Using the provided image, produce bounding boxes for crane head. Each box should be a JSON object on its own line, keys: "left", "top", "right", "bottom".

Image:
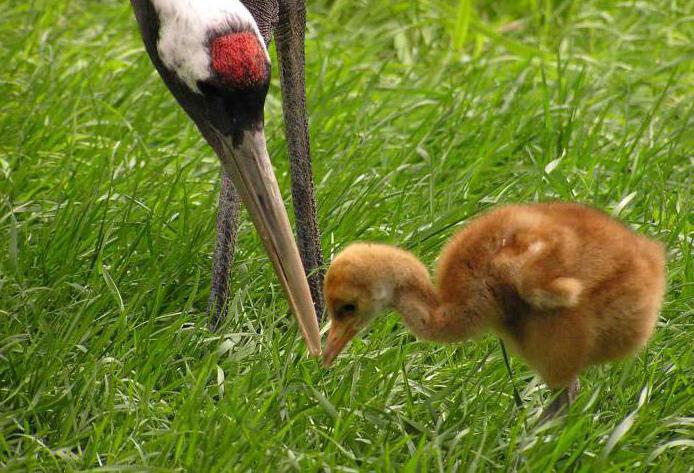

{"left": 131, "top": 0, "right": 321, "bottom": 356}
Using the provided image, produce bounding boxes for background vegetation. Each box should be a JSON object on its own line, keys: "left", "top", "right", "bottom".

{"left": 1, "top": 0, "right": 692, "bottom": 470}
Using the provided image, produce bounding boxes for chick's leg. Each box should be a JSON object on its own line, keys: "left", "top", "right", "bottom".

{"left": 523, "top": 310, "right": 587, "bottom": 421}
{"left": 541, "top": 377, "right": 580, "bottom": 421}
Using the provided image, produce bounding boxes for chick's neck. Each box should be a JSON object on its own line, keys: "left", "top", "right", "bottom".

{"left": 389, "top": 253, "right": 488, "bottom": 343}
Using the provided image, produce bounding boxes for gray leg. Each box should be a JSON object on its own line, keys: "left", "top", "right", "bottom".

{"left": 208, "top": 172, "right": 241, "bottom": 331}
{"left": 541, "top": 377, "right": 580, "bottom": 422}
{"left": 240, "top": 0, "right": 278, "bottom": 43}
{"left": 275, "top": 0, "right": 324, "bottom": 319}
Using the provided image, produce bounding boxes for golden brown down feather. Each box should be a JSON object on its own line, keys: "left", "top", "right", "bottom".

{"left": 322, "top": 202, "right": 666, "bottom": 416}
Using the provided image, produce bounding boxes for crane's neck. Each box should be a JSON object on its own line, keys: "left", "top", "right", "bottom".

{"left": 388, "top": 254, "right": 488, "bottom": 343}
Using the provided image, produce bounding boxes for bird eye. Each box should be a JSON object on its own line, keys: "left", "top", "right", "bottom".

{"left": 335, "top": 303, "right": 357, "bottom": 318}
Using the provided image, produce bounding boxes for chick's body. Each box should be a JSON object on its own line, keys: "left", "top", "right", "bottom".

{"left": 323, "top": 202, "right": 666, "bottom": 414}
{"left": 435, "top": 202, "right": 666, "bottom": 388}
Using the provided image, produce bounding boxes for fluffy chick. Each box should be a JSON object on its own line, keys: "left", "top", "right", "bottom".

{"left": 323, "top": 202, "right": 666, "bottom": 417}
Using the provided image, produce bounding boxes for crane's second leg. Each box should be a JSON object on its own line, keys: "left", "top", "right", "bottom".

{"left": 276, "top": 0, "right": 324, "bottom": 318}
{"left": 208, "top": 172, "right": 241, "bottom": 331}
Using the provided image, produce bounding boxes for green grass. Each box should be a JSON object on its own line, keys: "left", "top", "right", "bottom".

{"left": 1, "top": 0, "right": 693, "bottom": 471}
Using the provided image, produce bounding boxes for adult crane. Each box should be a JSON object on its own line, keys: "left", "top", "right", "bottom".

{"left": 130, "top": 0, "right": 322, "bottom": 355}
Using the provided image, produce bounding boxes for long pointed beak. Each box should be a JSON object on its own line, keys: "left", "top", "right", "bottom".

{"left": 216, "top": 128, "right": 321, "bottom": 357}
{"left": 322, "top": 321, "right": 357, "bottom": 367}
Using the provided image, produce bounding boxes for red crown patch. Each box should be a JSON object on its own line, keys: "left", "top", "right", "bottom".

{"left": 210, "top": 32, "right": 267, "bottom": 87}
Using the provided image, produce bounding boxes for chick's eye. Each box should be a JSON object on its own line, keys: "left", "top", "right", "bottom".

{"left": 335, "top": 303, "right": 357, "bottom": 318}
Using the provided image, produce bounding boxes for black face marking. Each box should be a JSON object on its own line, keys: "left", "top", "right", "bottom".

{"left": 198, "top": 78, "right": 269, "bottom": 146}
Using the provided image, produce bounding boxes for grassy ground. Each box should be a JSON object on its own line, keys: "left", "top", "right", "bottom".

{"left": 1, "top": 0, "right": 693, "bottom": 471}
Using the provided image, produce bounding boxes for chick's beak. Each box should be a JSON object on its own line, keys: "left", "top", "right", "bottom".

{"left": 322, "top": 320, "right": 358, "bottom": 367}
{"left": 216, "top": 128, "right": 321, "bottom": 357}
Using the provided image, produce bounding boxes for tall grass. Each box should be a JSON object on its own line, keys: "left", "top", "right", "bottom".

{"left": 1, "top": 0, "right": 692, "bottom": 470}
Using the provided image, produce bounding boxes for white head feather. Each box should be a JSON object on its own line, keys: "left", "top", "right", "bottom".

{"left": 151, "top": 0, "right": 268, "bottom": 93}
